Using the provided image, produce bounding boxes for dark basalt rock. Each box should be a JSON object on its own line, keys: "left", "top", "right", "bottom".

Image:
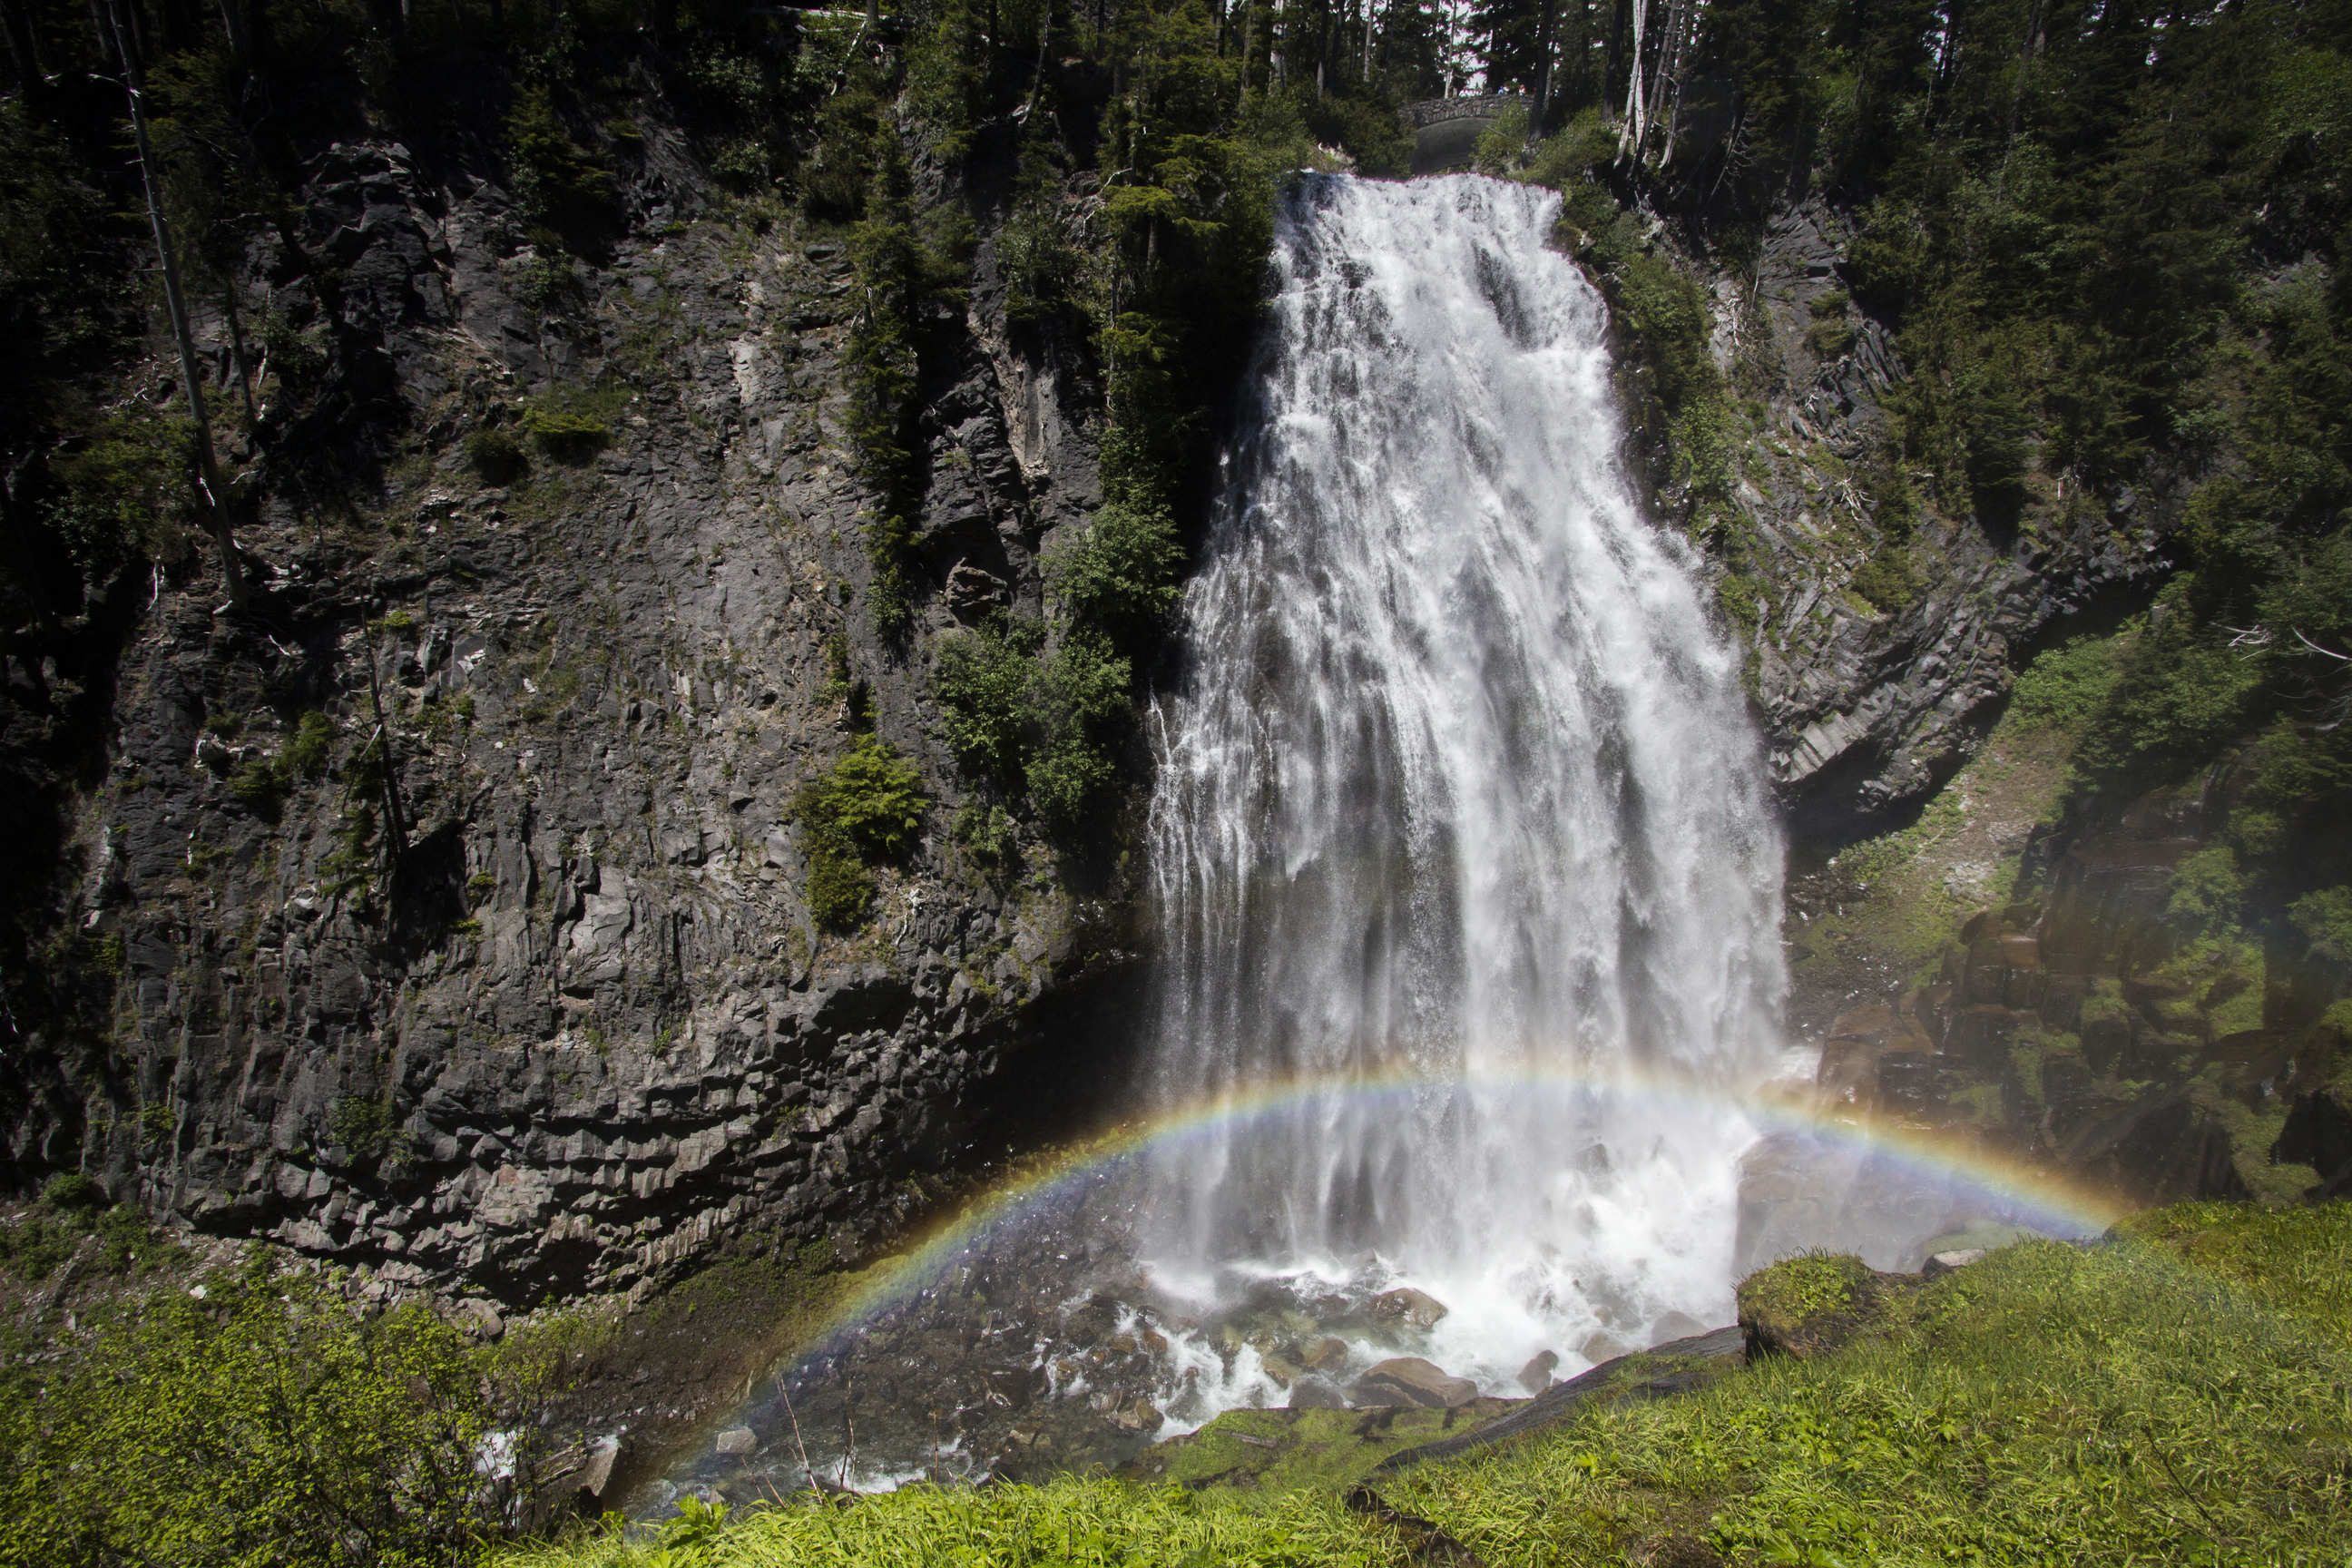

{"left": 11, "top": 113, "right": 1134, "bottom": 1309}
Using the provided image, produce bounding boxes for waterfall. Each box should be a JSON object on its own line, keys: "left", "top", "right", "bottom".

{"left": 1139, "top": 173, "right": 1787, "bottom": 1398}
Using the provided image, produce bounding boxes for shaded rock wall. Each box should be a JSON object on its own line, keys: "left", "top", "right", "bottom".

{"left": 1676, "top": 201, "right": 2177, "bottom": 835}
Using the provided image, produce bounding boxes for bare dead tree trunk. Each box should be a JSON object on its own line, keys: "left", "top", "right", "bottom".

{"left": 1618, "top": 0, "right": 1646, "bottom": 156}
{"left": 108, "top": 0, "right": 250, "bottom": 609}
{"left": 212, "top": 0, "right": 250, "bottom": 67}
{"left": 1530, "top": 0, "right": 1558, "bottom": 141}
{"left": 221, "top": 285, "right": 260, "bottom": 426}
{"left": 1646, "top": 0, "right": 1693, "bottom": 166}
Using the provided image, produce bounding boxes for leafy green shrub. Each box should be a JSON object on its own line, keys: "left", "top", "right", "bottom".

{"left": 792, "top": 737, "right": 927, "bottom": 932}
{"left": 1474, "top": 103, "right": 1532, "bottom": 175}
{"left": 2289, "top": 885, "right": 2352, "bottom": 964}
{"left": 934, "top": 615, "right": 1046, "bottom": 783}
{"left": 1025, "top": 632, "right": 1131, "bottom": 829}
{"left": 505, "top": 86, "right": 611, "bottom": 240}
{"left": 226, "top": 711, "right": 335, "bottom": 812}
{"left": 227, "top": 753, "right": 283, "bottom": 808}
{"left": 0, "top": 1185, "right": 165, "bottom": 1283}
{"left": 2165, "top": 846, "right": 2248, "bottom": 936}
{"left": 933, "top": 618, "right": 1131, "bottom": 832}
{"left": 283, "top": 710, "right": 336, "bottom": 778}
{"left": 40, "top": 1172, "right": 101, "bottom": 1212}
{"left": 1291, "top": 87, "right": 1416, "bottom": 179}
{"left": 799, "top": 77, "right": 883, "bottom": 221}
{"left": 45, "top": 405, "right": 196, "bottom": 573}
{"left": 799, "top": 736, "right": 926, "bottom": 859}
{"left": 1805, "top": 316, "right": 1857, "bottom": 358}
{"left": 803, "top": 841, "right": 875, "bottom": 933}
{"left": 1045, "top": 500, "right": 1188, "bottom": 652}
{"left": 522, "top": 408, "right": 611, "bottom": 462}
{"left": 2076, "top": 615, "right": 2265, "bottom": 786}
{"left": 513, "top": 247, "right": 578, "bottom": 310}
{"left": 0, "top": 1259, "right": 541, "bottom": 1566}
{"left": 258, "top": 310, "right": 329, "bottom": 397}
{"left": 952, "top": 797, "right": 1016, "bottom": 869}
{"left": 1847, "top": 540, "right": 1922, "bottom": 614}
{"left": 998, "top": 178, "right": 1082, "bottom": 327}
{"left": 465, "top": 427, "right": 527, "bottom": 484}
{"left": 2007, "top": 632, "right": 2122, "bottom": 731}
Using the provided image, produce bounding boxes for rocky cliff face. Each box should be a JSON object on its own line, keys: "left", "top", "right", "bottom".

{"left": 6, "top": 128, "right": 2268, "bottom": 1312}
{"left": 21, "top": 122, "right": 1137, "bottom": 1307}
{"left": 1674, "top": 200, "right": 2176, "bottom": 837}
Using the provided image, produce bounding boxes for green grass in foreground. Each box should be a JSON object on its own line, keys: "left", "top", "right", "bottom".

{"left": 514, "top": 1201, "right": 2352, "bottom": 1568}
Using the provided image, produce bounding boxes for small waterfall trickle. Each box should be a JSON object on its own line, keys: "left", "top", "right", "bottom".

{"left": 1138, "top": 173, "right": 1787, "bottom": 1400}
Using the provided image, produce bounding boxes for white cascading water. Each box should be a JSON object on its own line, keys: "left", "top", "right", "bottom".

{"left": 1139, "top": 173, "right": 1788, "bottom": 1407}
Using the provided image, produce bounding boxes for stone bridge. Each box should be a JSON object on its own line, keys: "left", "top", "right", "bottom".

{"left": 1401, "top": 94, "right": 1527, "bottom": 174}
{"left": 1401, "top": 93, "right": 1530, "bottom": 130}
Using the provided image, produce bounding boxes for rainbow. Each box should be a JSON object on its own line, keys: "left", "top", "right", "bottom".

{"left": 779, "top": 1064, "right": 2125, "bottom": 1368}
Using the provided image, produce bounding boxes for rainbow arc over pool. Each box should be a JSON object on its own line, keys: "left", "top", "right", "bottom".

{"left": 789, "top": 1067, "right": 2120, "bottom": 1367}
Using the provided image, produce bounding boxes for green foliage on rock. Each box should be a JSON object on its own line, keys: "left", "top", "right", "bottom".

{"left": 934, "top": 613, "right": 1045, "bottom": 785}
{"left": 1043, "top": 499, "right": 1188, "bottom": 655}
{"left": 809, "top": 735, "right": 927, "bottom": 859}
{"left": 2288, "top": 885, "right": 2352, "bottom": 965}
{"left": 0, "top": 1181, "right": 163, "bottom": 1284}
{"left": 522, "top": 408, "right": 612, "bottom": 462}
{"left": 466, "top": 427, "right": 527, "bottom": 484}
{"left": 2008, "top": 634, "right": 2124, "bottom": 732}
{"left": 505, "top": 86, "right": 612, "bottom": 243}
{"left": 44, "top": 406, "right": 198, "bottom": 576}
{"left": 792, "top": 735, "right": 926, "bottom": 932}
{"left": 1735, "top": 1250, "right": 1889, "bottom": 1360}
{"left": 0, "top": 1259, "right": 543, "bottom": 1568}
{"left": 838, "top": 126, "right": 971, "bottom": 639}
{"left": 934, "top": 615, "right": 1132, "bottom": 838}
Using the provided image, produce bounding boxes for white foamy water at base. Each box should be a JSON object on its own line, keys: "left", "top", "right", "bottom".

{"left": 1137, "top": 172, "right": 1787, "bottom": 1417}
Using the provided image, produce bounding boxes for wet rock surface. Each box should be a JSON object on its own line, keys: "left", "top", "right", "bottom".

{"left": 639, "top": 1167, "right": 1552, "bottom": 1510}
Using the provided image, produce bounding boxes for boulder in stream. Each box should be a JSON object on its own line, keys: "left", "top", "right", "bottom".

{"left": 1366, "top": 1288, "right": 1450, "bottom": 1330}
{"left": 1349, "top": 1357, "right": 1479, "bottom": 1408}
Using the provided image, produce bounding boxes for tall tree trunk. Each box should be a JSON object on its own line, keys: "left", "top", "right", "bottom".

{"left": 1618, "top": 0, "right": 1646, "bottom": 155}
{"left": 107, "top": 0, "right": 250, "bottom": 610}
{"left": 222, "top": 284, "right": 260, "bottom": 426}
{"left": 1236, "top": 0, "right": 1254, "bottom": 103}
{"left": 213, "top": 0, "right": 250, "bottom": 67}
{"left": 1028, "top": 0, "right": 1053, "bottom": 115}
{"left": 1605, "top": 0, "right": 1626, "bottom": 117}
{"left": 1529, "top": 0, "right": 1557, "bottom": 140}
{"left": 1, "top": 0, "right": 45, "bottom": 100}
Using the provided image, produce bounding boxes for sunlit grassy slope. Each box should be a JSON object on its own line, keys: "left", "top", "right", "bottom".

{"left": 512, "top": 1201, "right": 2352, "bottom": 1568}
